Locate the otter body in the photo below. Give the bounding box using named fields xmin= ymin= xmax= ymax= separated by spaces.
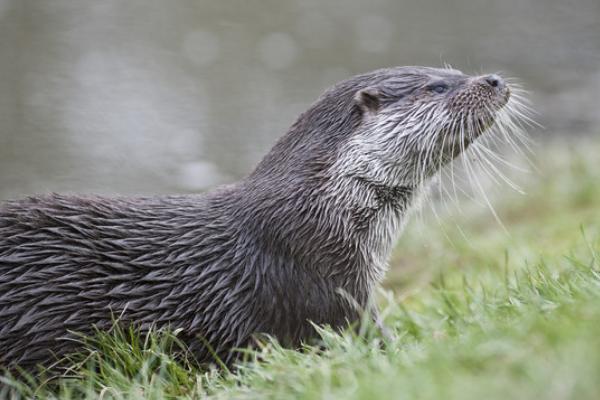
xmin=0 ymin=66 xmax=517 ymax=371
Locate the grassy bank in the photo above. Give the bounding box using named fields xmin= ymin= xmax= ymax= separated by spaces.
xmin=3 ymin=138 xmax=599 ymax=399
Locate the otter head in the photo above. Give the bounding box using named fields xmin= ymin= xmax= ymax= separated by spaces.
xmin=251 ymin=66 xmax=526 ymax=199
xmin=333 ymin=66 xmax=514 ymax=189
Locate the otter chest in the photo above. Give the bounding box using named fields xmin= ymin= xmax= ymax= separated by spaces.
xmin=351 ymin=184 xmax=415 ymax=284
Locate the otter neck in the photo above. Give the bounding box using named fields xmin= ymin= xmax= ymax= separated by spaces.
xmin=324 ymin=174 xmax=418 ymax=283
xmin=240 ymin=169 xmax=419 ymax=302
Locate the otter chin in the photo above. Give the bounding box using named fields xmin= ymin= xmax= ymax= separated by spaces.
xmin=0 ymin=66 xmax=526 ymax=372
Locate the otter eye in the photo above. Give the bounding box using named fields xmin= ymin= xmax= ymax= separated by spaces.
xmin=430 ymin=83 xmax=448 ymax=94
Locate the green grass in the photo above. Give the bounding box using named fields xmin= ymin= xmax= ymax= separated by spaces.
xmin=2 ymin=138 xmax=599 ymax=399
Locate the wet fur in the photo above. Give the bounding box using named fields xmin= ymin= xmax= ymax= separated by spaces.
xmin=0 ymin=66 xmax=514 ymax=371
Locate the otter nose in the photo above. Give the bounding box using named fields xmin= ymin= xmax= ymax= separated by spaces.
xmin=483 ymin=74 xmax=505 ymax=90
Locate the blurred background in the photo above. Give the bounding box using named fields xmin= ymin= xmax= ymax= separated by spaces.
xmin=0 ymin=0 xmax=599 ymax=199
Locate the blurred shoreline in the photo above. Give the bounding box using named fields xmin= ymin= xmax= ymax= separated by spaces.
xmin=0 ymin=0 xmax=598 ymax=200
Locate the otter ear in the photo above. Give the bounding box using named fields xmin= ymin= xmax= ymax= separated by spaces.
xmin=354 ymin=88 xmax=380 ymax=114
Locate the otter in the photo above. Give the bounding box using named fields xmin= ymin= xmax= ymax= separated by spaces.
xmin=0 ymin=66 xmax=520 ymax=372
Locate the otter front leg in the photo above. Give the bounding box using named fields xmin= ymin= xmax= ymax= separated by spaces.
xmin=369 ymin=304 xmax=395 ymax=342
